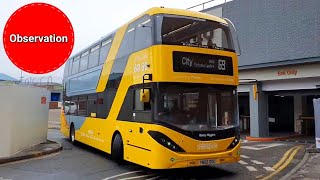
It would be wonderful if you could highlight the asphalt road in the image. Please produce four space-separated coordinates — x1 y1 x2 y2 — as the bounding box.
0 130 307 180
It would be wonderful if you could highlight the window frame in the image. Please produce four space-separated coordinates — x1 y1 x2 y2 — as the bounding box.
71 56 80 74
88 44 100 69
79 51 89 72
99 37 113 65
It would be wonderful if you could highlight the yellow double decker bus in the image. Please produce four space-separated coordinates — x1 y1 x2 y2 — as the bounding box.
61 7 240 169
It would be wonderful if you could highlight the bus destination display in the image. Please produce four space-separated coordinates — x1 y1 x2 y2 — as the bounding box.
173 51 233 76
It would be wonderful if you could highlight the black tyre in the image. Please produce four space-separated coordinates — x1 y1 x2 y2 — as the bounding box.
112 133 124 162
69 124 76 144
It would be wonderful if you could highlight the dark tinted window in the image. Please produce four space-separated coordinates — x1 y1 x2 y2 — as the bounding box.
99 38 112 65
117 23 135 57
87 94 97 117
78 95 87 116
79 51 89 72
134 15 153 51
72 56 80 74
88 45 100 68
110 23 136 81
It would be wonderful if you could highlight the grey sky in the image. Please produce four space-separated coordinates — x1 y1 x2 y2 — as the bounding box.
0 0 227 82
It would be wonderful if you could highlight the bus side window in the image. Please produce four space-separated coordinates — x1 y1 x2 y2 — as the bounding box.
134 89 151 111
88 45 100 68
71 56 80 74
78 95 87 116
87 94 97 117
79 51 89 72
134 15 152 52
69 96 78 116
99 38 113 65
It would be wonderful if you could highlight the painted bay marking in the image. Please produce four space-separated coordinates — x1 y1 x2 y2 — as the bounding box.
119 174 156 180
146 176 161 180
241 143 284 150
240 155 250 159
246 166 257 172
251 160 264 165
263 167 275 172
238 160 248 165
101 170 143 180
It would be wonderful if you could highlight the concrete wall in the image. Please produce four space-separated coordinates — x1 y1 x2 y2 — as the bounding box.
203 0 320 68
0 86 50 158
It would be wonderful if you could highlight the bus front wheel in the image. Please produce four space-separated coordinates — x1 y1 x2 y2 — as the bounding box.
112 133 124 163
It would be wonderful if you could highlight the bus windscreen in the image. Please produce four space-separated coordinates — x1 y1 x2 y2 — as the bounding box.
156 15 235 52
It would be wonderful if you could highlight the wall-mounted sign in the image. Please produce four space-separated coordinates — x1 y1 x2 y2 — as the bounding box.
277 69 298 76
41 97 46 104
173 51 233 76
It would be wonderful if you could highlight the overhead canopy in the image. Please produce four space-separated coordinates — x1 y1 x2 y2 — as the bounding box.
0 73 18 82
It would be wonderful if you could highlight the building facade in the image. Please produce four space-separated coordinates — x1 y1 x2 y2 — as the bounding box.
199 0 320 137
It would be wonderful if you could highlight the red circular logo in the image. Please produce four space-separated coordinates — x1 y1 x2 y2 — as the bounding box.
3 3 74 74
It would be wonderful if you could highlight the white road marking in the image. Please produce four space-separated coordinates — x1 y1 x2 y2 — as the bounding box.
0 178 12 180
251 160 264 165
101 170 143 180
146 176 161 180
119 174 156 180
240 155 250 159
241 143 284 150
238 160 248 165
263 167 275 171
246 166 257 172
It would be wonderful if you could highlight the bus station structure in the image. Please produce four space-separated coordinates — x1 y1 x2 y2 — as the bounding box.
197 0 320 138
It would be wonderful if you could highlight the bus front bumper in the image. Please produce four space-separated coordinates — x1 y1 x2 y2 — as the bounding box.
149 142 241 169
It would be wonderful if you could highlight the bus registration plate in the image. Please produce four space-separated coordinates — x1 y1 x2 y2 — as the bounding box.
199 159 215 165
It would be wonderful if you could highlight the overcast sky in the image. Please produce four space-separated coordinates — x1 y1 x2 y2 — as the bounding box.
0 0 228 82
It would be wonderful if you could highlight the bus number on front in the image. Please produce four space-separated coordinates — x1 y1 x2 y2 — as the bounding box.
218 59 226 70
134 62 148 73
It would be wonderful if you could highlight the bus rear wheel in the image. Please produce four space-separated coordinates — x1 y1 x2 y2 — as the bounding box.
69 124 76 144
112 133 124 163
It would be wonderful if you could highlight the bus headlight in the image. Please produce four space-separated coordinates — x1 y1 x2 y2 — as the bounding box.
227 129 240 149
148 131 185 152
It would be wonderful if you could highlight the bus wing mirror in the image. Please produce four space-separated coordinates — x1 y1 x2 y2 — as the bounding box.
224 18 241 56
140 89 150 103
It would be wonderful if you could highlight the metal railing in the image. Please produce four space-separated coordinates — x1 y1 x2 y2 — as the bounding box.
187 0 229 11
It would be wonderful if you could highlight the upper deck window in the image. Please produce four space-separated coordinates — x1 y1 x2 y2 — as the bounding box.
79 51 89 72
71 56 80 74
88 44 100 68
155 15 234 52
134 15 153 51
99 38 113 65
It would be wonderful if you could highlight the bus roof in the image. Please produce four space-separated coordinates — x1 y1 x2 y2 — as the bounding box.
143 7 227 24
67 7 227 61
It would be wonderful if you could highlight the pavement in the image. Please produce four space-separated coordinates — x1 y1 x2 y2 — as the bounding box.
48 109 60 129
288 146 320 180
0 140 62 165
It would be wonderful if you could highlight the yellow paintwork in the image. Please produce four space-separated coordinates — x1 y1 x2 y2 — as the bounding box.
60 108 69 138
96 25 128 93
61 7 240 169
